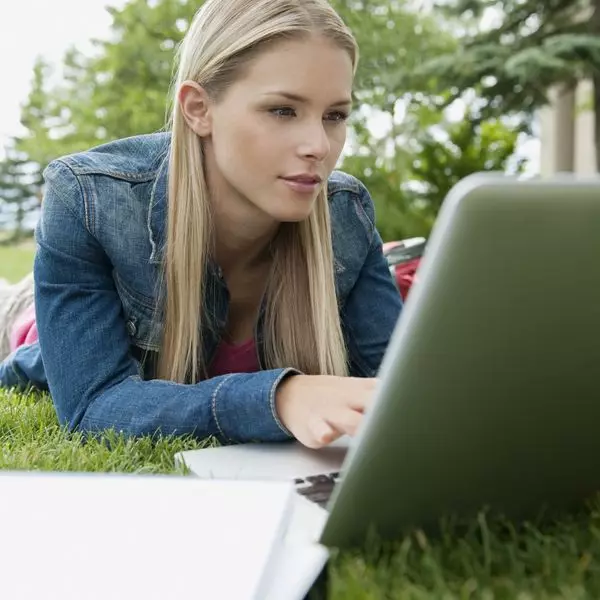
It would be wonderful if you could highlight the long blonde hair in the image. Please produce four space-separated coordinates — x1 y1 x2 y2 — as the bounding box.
158 0 358 383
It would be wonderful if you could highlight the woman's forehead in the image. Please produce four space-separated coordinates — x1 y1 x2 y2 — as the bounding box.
230 37 354 102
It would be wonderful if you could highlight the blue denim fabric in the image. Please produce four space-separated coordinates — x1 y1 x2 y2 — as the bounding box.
0 132 402 443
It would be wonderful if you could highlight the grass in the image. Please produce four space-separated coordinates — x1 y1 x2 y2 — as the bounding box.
0 241 36 283
0 388 206 474
2 244 600 598
2 389 600 599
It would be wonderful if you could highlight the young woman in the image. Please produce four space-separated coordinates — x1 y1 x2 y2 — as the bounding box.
0 0 402 449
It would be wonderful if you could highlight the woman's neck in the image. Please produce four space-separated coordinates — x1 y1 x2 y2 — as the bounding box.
206 159 280 275
211 203 279 275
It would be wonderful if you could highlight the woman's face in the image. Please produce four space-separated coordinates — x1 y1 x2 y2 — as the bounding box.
198 36 354 223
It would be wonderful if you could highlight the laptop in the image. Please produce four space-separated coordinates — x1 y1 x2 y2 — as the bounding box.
177 172 600 548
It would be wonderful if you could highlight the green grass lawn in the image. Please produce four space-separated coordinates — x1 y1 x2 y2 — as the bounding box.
1 243 600 597
0 241 36 283
2 388 600 598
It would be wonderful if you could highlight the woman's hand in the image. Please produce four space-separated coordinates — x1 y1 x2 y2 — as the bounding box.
275 375 378 448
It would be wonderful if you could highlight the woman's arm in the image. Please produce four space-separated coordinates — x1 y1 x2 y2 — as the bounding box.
0 343 47 391
33 159 295 443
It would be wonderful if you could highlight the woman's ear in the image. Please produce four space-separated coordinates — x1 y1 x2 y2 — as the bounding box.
178 81 213 137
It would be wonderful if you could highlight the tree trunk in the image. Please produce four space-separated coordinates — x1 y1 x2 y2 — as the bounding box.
593 0 600 171
594 76 600 172
553 84 575 172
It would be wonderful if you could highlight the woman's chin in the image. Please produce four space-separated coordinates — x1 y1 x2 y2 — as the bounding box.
262 197 317 223
273 206 315 223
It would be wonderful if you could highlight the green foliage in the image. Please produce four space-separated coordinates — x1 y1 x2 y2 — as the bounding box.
405 0 600 140
330 0 456 110
0 143 42 242
410 111 526 215
17 58 62 171
81 0 200 139
341 103 523 240
18 0 456 161
15 0 523 240
18 0 201 167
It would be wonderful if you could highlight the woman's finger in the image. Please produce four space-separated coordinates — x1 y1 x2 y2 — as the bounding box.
309 415 339 447
347 390 376 412
326 407 363 437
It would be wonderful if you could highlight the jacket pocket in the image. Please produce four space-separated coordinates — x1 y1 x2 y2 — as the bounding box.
113 271 162 353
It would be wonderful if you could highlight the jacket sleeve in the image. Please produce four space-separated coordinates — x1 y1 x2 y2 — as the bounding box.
32 159 295 443
0 343 48 391
342 182 403 377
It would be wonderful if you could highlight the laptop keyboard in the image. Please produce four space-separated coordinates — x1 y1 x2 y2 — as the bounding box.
293 472 341 507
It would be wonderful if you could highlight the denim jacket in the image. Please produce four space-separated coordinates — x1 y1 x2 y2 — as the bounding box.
0 132 402 443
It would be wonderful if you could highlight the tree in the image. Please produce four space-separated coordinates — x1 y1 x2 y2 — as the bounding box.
16 0 521 240
17 58 62 173
343 103 524 241
329 0 456 111
18 0 201 167
405 0 600 169
0 142 42 243
19 0 455 159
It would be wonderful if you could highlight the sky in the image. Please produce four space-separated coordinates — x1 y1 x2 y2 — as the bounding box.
0 0 124 147
0 0 539 171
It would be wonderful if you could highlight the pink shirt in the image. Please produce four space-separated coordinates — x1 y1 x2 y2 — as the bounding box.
208 338 259 378
10 304 38 353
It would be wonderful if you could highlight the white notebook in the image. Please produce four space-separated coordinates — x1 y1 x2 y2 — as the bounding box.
0 471 323 600
264 494 330 599
265 541 329 600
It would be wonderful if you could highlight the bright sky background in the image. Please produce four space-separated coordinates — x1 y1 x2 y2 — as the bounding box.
0 0 539 171
0 0 125 147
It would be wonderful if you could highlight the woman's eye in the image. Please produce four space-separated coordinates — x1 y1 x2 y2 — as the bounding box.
269 107 296 118
268 107 349 122
325 111 349 123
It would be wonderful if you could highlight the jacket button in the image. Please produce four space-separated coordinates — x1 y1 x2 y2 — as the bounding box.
126 320 137 336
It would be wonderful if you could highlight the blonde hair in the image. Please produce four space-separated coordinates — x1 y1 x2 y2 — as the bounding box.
158 0 358 383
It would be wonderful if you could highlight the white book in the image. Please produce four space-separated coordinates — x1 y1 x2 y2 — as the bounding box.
0 471 323 600
264 541 329 600
261 493 330 599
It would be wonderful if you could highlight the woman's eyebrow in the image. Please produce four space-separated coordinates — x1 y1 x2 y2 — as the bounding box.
262 91 353 107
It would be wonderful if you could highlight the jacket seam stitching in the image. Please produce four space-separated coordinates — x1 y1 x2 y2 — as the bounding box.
269 369 297 437
328 171 361 195
54 159 94 234
328 184 359 196
63 168 158 182
212 374 234 442
353 193 375 245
